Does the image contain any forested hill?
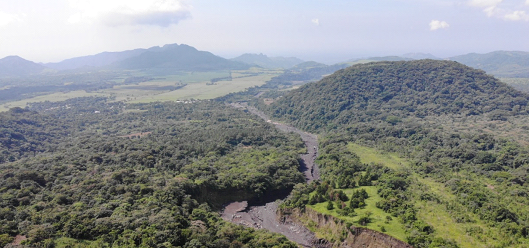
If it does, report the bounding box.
[267,59,529,131]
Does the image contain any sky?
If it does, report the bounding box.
[1,0,529,64]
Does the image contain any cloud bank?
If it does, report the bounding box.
[468,0,529,21]
[68,0,191,27]
[429,20,450,30]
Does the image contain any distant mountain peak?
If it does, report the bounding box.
[0,55,48,77]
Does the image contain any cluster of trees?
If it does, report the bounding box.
[0,99,302,247]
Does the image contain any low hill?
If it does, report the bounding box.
[268,60,529,131]
[450,51,529,77]
[0,56,49,77]
[290,61,327,71]
[231,53,304,69]
[114,44,250,71]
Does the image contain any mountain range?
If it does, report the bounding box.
[1,45,529,78]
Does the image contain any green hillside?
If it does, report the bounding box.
[271,60,529,247]
[268,60,529,131]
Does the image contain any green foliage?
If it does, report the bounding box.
[326,201,334,210]
[0,234,14,247]
[0,100,300,247]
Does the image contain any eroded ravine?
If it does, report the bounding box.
[222,103,320,247]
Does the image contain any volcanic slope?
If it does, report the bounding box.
[266,60,529,247]
[267,59,529,131]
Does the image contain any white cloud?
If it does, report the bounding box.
[505,10,529,21]
[468,0,503,8]
[68,0,191,27]
[429,20,450,30]
[311,18,319,26]
[483,5,499,17]
[0,11,23,27]
[468,0,529,21]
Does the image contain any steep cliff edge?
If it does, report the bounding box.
[279,207,413,248]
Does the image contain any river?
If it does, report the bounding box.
[222,103,321,247]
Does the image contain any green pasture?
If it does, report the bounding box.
[344,143,508,247]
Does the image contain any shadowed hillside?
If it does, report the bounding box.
[0,56,48,77]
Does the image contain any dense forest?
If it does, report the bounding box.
[267,60,529,131]
[266,60,529,247]
[0,98,303,247]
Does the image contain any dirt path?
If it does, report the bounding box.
[222,102,321,247]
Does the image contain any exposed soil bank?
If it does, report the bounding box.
[280,208,413,248]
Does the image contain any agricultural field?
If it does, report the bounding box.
[0,90,106,112]
[0,68,282,111]
[130,71,279,102]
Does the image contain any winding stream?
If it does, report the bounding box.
[222,103,320,247]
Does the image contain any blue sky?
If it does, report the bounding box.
[0,0,528,63]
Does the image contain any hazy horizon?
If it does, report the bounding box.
[1,0,529,64]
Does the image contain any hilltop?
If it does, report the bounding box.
[0,56,48,77]
[267,59,529,131]
[113,44,250,72]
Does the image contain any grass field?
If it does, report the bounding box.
[0,91,107,112]
[129,73,277,103]
[0,69,282,112]
[347,143,409,170]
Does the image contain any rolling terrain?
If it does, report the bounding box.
[262,59,529,247]
[3,44,529,247]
